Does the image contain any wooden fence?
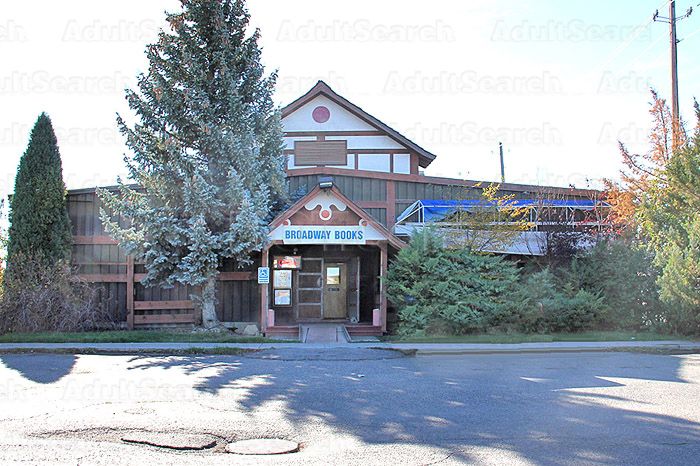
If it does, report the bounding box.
[73,235,259,328]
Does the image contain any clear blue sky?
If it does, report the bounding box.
[1,0,699,201]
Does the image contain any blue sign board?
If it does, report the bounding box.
[257,267,270,284]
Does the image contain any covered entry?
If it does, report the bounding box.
[261,183,403,336]
[265,244,381,324]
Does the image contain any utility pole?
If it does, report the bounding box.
[498,142,505,183]
[670,1,679,123]
[654,1,693,146]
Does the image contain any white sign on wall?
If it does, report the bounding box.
[281,226,366,245]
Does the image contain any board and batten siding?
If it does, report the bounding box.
[289,174,495,228]
[66,191,260,327]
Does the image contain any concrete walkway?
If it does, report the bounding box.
[1,340,699,355]
[301,323,349,344]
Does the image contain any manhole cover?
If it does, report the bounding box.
[225,438,299,455]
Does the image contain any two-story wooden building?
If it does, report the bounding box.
[67,81,604,338]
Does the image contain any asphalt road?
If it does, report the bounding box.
[1,348,700,465]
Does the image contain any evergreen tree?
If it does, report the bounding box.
[7,113,72,271]
[0,200,6,290]
[639,100,700,333]
[386,228,519,335]
[99,0,287,328]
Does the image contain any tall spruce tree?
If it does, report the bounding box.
[99,0,287,328]
[7,113,72,270]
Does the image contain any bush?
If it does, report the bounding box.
[505,269,603,333]
[386,228,518,336]
[0,253,112,334]
[562,238,664,330]
[388,229,666,336]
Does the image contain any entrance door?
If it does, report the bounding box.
[323,262,347,319]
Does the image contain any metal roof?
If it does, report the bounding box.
[396,199,609,224]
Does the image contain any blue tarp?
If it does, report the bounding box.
[397,199,608,223]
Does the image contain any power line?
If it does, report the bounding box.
[653,0,694,145]
[597,0,672,70]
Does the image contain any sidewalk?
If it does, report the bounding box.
[1,340,699,355]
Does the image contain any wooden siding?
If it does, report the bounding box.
[288,174,387,202]
[364,208,387,227]
[288,174,574,227]
[66,191,261,327]
[66,169,596,327]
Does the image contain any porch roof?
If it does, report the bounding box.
[269,184,405,250]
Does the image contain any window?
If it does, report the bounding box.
[326,266,341,285]
[357,153,390,172]
[393,153,411,174]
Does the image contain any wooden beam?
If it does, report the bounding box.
[79,271,254,284]
[284,130,384,137]
[79,274,127,283]
[134,300,194,310]
[379,241,388,333]
[410,153,420,175]
[73,261,128,266]
[218,272,254,281]
[386,180,396,229]
[260,246,270,334]
[73,235,118,245]
[286,166,600,197]
[134,313,195,325]
[283,148,408,155]
[126,256,135,330]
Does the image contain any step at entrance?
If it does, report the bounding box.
[301,323,349,344]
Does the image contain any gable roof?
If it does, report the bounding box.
[281,80,437,168]
[270,184,405,249]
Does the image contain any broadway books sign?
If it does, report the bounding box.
[281,226,366,244]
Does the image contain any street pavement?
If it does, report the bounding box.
[1,339,699,355]
[2,349,700,464]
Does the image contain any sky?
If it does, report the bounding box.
[1,0,700,205]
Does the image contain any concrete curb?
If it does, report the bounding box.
[382,341,700,355]
[1,340,699,356]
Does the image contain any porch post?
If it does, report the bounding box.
[126,255,135,330]
[260,245,270,334]
[379,241,388,333]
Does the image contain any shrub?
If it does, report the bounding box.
[386,228,518,336]
[546,285,603,332]
[0,253,112,334]
[504,269,602,333]
[562,238,664,330]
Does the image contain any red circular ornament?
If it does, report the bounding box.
[312,106,330,123]
[320,209,331,220]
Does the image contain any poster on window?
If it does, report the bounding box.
[274,270,292,288]
[273,256,301,269]
[274,289,291,306]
